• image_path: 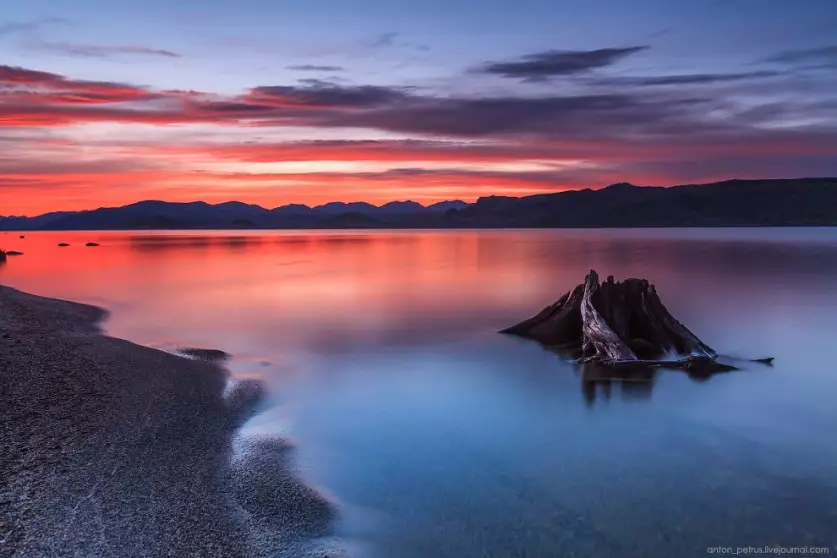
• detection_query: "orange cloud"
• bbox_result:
[135,140,559,164]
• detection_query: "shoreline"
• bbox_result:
[0,285,339,557]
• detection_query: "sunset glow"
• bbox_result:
[2,2,837,215]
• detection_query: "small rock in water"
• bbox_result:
[19,235,24,239]
[5,251,24,256]
[86,242,100,247]
[58,243,70,247]
[177,347,229,361]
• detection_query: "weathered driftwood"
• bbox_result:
[502,269,771,375]
[580,270,636,362]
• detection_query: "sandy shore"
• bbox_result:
[0,286,338,557]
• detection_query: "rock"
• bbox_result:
[19,235,24,239]
[85,242,100,247]
[0,250,6,263]
[5,251,23,256]
[58,243,70,247]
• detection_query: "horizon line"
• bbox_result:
[3,176,836,219]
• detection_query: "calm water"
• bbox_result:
[3,229,837,557]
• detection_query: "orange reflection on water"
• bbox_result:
[4,229,837,363]
[0,231,576,355]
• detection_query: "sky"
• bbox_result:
[1,0,837,215]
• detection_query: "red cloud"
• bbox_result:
[0,105,194,127]
[0,65,63,84]
[0,64,162,112]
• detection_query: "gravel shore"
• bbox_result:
[0,286,338,557]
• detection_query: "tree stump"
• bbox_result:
[502,270,769,374]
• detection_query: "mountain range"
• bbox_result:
[2,178,836,230]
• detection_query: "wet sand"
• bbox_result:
[0,286,338,557]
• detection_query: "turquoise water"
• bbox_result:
[3,229,837,557]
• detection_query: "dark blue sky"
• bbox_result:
[6,0,836,90]
[2,0,836,214]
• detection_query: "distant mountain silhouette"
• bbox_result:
[449,178,837,228]
[377,201,427,214]
[2,179,835,230]
[270,204,317,215]
[427,200,470,212]
[0,211,77,230]
[313,201,379,215]
[0,198,468,230]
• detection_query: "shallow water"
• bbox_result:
[3,229,837,557]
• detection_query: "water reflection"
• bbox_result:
[128,235,215,252]
[577,359,750,406]
[222,236,262,251]
[2,229,837,557]
[580,361,657,406]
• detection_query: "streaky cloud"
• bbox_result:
[247,83,413,108]
[590,71,781,87]
[0,17,69,39]
[371,32,399,49]
[367,31,430,52]
[477,46,648,80]
[36,41,181,58]
[764,45,837,68]
[287,65,346,72]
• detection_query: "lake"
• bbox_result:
[2,229,837,557]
